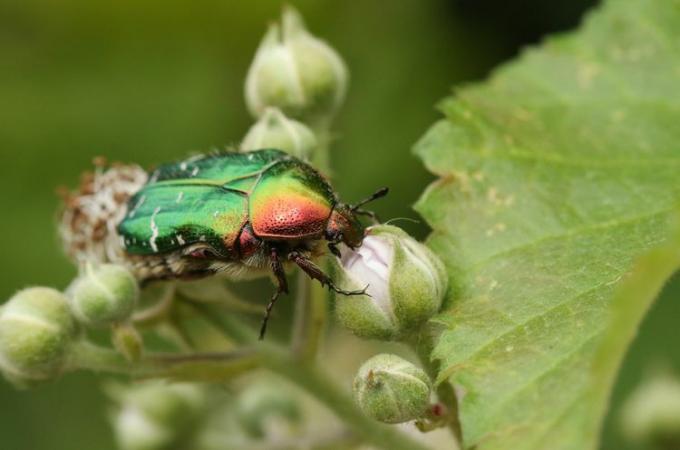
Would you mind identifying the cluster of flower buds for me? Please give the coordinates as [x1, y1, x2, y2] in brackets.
[0, 263, 141, 385]
[245, 6, 347, 123]
[109, 381, 207, 450]
[353, 353, 432, 424]
[334, 225, 448, 340]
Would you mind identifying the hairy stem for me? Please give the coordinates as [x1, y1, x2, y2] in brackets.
[190, 301, 432, 450]
[291, 124, 332, 361]
[67, 340, 259, 381]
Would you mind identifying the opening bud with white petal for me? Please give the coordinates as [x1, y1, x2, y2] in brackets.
[241, 107, 317, 160]
[353, 353, 431, 424]
[0, 287, 78, 386]
[334, 225, 447, 340]
[68, 264, 139, 327]
[245, 6, 348, 122]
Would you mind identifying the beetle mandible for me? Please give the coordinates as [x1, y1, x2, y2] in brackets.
[117, 149, 387, 338]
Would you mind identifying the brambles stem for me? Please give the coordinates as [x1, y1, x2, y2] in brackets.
[190, 301, 432, 450]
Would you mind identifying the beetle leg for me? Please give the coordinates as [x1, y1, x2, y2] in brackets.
[289, 251, 369, 296]
[259, 247, 289, 340]
[327, 243, 342, 259]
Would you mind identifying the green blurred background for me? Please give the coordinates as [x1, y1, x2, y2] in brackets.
[0, 0, 677, 449]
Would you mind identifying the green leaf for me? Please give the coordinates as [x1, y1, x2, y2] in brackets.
[414, 0, 680, 448]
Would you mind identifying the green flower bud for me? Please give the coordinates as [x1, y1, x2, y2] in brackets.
[241, 107, 317, 160]
[68, 264, 139, 327]
[353, 354, 431, 424]
[0, 287, 77, 385]
[235, 378, 302, 438]
[111, 381, 206, 450]
[621, 373, 680, 447]
[335, 225, 447, 340]
[245, 6, 348, 121]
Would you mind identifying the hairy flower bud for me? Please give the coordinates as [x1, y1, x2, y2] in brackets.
[353, 354, 431, 424]
[621, 373, 680, 447]
[245, 6, 348, 121]
[334, 225, 447, 340]
[235, 378, 302, 438]
[0, 287, 77, 385]
[68, 264, 139, 327]
[111, 381, 206, 450]
[241, 107, 317, 160]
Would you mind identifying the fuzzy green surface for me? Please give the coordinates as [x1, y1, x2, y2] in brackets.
[70, 265, 138, 327]
[0, 288, 76, 381]
[353, 353, 431, 424]
[415, 0, 680, 449]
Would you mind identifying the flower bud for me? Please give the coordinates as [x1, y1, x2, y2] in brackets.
[241, 107, 317, 160]
[621, 373, 680, 447]
[0, 287, 77, 385]
[235, 378, 302, 438]
[334, 225, 447, 340]
[353, 354, 431, 424]
[68, 264, 139, 327]
[111, 381, 206, 450]
[245, 6, 348, 121]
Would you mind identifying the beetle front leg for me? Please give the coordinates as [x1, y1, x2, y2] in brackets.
[259, 247, 289, 340]
[288, 251, 369, 296]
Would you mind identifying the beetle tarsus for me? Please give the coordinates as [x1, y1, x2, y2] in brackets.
[328, 243, 342, 258]
[289, 251, 370, 297]
[259, 247, 289, 340]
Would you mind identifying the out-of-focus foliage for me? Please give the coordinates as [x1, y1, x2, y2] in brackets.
[0, 1, 677, 449]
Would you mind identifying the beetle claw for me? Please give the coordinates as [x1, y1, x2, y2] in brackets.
[329, 283, 370, 297]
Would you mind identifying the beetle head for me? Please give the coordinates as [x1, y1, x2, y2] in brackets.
[326, 204, 365, 248]
[325, 187, 389, 249]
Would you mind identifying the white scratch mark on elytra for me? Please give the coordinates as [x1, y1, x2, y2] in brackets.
[191, 167, 199, 177]
[128, 195, 146, 218]
[149, 206, 161, 252]
[176, 234, 186, 246]
[176, 191, 184, 203]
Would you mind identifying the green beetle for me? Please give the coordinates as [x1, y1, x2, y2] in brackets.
[117, 149, 387, 337]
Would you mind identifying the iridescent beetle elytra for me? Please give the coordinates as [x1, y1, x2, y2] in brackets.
[116, 149, 387, 338]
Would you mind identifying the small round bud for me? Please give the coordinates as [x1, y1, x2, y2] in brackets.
[68, 264, 139, 327]
[245, 6, 348, 121]
[241, 107, 317, 160]
[335, 225, 447, 340]
[353, 354, 431, 424]
[235, 378, 302, 438]
[621, 373, 680, 447]
[111, 381, 206, 450]
[0, 287, 77, 385]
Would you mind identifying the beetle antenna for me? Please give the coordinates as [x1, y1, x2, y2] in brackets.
[351, 187, 389, 211]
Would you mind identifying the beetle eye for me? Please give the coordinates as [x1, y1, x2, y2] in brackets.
[188, 247, 218, 259]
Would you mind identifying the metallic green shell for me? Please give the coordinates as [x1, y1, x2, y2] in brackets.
[117, 149, 336, 257]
